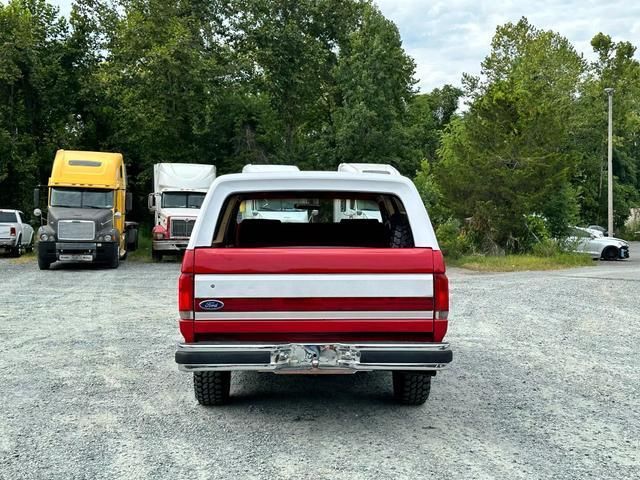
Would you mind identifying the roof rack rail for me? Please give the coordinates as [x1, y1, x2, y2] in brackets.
[242, 164, 300, 173]
[337, 163, 400, 175]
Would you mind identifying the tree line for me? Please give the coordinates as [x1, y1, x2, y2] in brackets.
[1, 1, 638, 252]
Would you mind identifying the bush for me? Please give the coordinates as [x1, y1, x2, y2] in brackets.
[531, 238, 563, 257]
[620, 218, 640, 241]
[436, 219, 473, 259]
[521, 213, 551, 252]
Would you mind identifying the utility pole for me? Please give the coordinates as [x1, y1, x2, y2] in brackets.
[605, 88, 614, 236]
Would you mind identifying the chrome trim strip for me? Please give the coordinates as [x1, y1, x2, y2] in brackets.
[194, 273, 434, 298]
[193, 310, 434, 320]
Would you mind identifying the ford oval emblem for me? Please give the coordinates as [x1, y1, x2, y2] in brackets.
[199, 299, 225, 311]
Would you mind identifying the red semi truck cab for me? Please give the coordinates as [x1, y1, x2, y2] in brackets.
[175, 165, 452, 405]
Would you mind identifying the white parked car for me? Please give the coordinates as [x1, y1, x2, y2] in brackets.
[0, 209, 34, 257]
[567, 226, 629, 260]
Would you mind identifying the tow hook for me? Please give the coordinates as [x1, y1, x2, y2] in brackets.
[306, 345, 321, 368]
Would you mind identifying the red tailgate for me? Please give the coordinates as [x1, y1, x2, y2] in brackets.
[180, 248, 446, 343]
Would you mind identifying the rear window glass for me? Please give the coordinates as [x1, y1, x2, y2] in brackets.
[214, 191, 413, 248]
[0, 212, 17, 222]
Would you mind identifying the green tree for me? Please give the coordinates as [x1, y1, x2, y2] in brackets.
[0, 0, 79, 213]
[575, 33, 640, 229]
[332, 3, 416, 173]
[436, 18, 585, 251]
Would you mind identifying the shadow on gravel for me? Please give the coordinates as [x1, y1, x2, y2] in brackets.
[220, 371, 400, 407]
[47, 260, 179, 270]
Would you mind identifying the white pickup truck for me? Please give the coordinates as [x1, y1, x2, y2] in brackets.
[175, 164, 452, 406]
[148, 163, 216, 261]
[0, 209, 34, 257]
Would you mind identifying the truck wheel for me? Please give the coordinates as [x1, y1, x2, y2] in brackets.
[152, 250, 162, 262]
[10, 236, 22, 257]
[389, 216, 414, 248]
[194, 371, 231, 406]
[108, 245, 120, 268]
[392, 371, 432, 405]
[126, 228, 138, 251]
[37, 248, 51, 270]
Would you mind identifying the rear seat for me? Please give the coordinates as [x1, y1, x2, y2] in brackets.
[235, 219, 388, 247]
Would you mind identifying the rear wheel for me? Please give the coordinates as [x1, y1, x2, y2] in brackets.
[10, 236, 22, 257]
[602, 246, 619, 261]
[392, 371, 432, 405]
[126, 228, 138, 251]
[10, 239, 22, 258]
[194, 371, 231, 406]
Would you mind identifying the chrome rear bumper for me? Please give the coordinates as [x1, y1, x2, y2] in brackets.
[175, 342, 452, 373]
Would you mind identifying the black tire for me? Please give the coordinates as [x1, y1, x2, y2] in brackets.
[10, 236, 22, 257]
[602, 246, 618, 261]
[126, 228, 138, 251]
[388, 215, 414, 248]
[37, 248, 52, 270]
[152, 250, 162, 262]
[108, 244, 120, 268]
[392, 371, 432, 405]
[194, 371, 231, 406]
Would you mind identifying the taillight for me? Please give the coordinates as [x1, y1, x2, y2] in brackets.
[178, 249, 195, 320]
[9, 227, 16, 237]
[434, 273, 449, 320]
[178, 273, 194, 319]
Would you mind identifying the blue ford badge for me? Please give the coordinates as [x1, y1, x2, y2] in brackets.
[199, 299, 225, 311]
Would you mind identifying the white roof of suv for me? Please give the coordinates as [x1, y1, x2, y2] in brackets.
[189, 171, 439, 249]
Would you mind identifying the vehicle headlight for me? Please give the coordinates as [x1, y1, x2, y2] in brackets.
[103, 234, 112, 242]
[40, 233, 49, 241]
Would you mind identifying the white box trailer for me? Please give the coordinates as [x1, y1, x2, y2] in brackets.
[148, 163, 216, 260]
[239, 165, 309, 222]
[333, 164, 399, 222]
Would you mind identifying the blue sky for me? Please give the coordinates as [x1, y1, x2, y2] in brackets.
[49, 0, 640, 92]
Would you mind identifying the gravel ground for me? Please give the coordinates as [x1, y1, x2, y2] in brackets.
[1, 247, 639, 480]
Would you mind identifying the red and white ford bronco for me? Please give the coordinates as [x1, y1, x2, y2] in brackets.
[175, 164, 452, 405]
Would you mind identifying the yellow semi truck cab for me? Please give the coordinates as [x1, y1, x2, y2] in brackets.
[34, 150, 138, 269]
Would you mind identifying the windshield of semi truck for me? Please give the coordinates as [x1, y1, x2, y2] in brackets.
[353, 199, 379, 211]
[162, 192, 205, 209]
[252, 199, 304, 212]
[50, 188, 114, 209]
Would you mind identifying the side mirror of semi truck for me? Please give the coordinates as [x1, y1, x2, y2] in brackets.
[148, 193, 156, 212]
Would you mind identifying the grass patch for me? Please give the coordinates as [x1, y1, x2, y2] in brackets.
[127, 229, 152, 262]
[449, 252, 594, 272]
[9, 251, 35, 264]
[126, 229, 182, 263]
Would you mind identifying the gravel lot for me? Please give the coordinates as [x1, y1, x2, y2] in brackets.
[1, 247, 639, 480]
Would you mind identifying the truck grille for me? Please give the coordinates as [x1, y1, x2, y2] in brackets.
[58, 220, 95, 241]
[170, 218, 195, 238]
